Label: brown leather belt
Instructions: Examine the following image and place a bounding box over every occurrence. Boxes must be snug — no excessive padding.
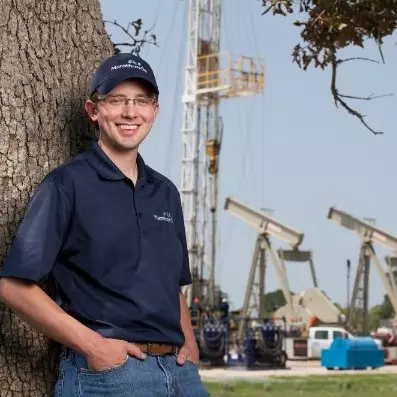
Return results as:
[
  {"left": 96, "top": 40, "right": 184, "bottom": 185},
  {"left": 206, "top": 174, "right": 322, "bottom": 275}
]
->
[{"left": 134, "top": 343, "right": 179, "bottom": 356}]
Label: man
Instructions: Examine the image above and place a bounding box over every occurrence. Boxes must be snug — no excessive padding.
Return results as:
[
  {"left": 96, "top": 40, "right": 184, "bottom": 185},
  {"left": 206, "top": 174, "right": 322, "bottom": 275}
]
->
[{"left": 0, "top": 53, "right": 209, "bottom": 397}]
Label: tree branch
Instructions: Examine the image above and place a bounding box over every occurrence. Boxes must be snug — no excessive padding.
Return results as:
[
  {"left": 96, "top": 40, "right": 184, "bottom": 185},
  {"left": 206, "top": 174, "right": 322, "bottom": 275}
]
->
[
  {"left": 330, "top": 58, "right": 383, "bottom": 135},
  {"left": 112, "top": 40, "right": 158, "bottom": 48},
  {"left": 104, "top": 20, "right": 137, "bottom": 44},
  {"left": 337, "top": 57, "right": 379, "bottom": 64},
  {"left": 104, "top": 19, "right": 159, "bottom": 54},
  {"left": 377, "top": 40, "right": 386, "bottom": 64},
  {"left": 338, "top": 93, "right": 393, "bottom": 101},
  {"left": 260, "top": 0, "right": 397, "bottom": 135},
  {"left": 261, "top": 0, "right": 278, "bottom": 15}
]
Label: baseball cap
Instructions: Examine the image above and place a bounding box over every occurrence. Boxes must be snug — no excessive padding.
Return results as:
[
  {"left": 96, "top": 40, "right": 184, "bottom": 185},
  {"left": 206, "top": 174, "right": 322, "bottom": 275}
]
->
[{"left": 88, "top": 53, "right": 159, "bottom": 97}]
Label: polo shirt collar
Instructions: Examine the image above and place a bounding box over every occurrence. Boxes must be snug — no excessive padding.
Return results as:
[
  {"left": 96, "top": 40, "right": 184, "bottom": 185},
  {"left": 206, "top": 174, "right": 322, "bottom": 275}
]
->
[{"left": 85, "top": 139, "right": 151, "bottom": 182}]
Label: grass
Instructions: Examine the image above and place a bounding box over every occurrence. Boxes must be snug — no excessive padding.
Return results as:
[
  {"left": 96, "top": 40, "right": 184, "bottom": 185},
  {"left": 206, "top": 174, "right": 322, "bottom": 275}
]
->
[{"left": 204, "top": 375, "right": 397, "bottom": 396}]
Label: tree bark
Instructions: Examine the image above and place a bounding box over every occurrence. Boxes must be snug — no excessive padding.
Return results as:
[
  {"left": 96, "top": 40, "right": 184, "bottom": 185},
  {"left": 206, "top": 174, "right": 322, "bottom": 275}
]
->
[{"left": 0, "top": 1, "right": 113, "bottom": 395}]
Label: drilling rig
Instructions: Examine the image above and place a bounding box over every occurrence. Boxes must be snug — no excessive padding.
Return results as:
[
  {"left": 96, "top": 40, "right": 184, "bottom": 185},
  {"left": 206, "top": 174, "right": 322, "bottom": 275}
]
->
[
  {"left": 180, "top": 0, "right": 264, "bottom": 308},
  {"left": 180, "top": 0, "right": 264, "bottom": 366}
]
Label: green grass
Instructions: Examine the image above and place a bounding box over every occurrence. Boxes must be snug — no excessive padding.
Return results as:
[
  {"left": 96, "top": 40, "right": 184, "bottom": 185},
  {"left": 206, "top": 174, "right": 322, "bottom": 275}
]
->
[{"left": 204, "top": 375, "right": 397, "bottom": 397}]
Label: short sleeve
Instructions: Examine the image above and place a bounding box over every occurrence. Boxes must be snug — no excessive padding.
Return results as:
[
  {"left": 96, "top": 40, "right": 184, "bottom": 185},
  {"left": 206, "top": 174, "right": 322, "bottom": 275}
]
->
[
  {"left": 1, "top": 175, "right": 72, "bottom": 282},
  {"left": 174, "top": 189, "right": 192, "bottom": 287}
]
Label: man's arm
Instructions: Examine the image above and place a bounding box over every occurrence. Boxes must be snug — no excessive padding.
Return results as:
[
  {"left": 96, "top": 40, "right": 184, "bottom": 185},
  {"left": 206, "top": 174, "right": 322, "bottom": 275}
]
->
[
  {"left": 0, "top": 177, "right": 145, "bottom": 369},
  {"left": 0, "top": 278, "right": 145, "bottom": 369},
  {"left": 177, "top": 291, "right": 200, "bottom": 365}
]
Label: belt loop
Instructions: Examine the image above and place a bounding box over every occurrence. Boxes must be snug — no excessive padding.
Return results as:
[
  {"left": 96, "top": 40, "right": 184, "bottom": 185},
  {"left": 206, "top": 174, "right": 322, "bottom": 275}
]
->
[{"left": 147, "top": 343, "right": 152, "bottom": 355}]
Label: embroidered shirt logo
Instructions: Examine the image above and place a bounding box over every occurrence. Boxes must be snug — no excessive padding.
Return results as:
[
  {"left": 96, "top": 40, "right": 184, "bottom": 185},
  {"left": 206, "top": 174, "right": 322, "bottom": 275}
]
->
[{"left": 153, "top": 211, "right": 174, "bottom": 223}]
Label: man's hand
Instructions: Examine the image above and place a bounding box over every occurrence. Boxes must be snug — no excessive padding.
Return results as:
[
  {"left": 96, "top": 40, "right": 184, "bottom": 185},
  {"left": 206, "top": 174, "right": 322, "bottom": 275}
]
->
[
  {"left": 176, "top": 343, "right": 200, "bottom": 366},
  {"left": 86, "top": 338, "right": 146, "bottom": 371}
]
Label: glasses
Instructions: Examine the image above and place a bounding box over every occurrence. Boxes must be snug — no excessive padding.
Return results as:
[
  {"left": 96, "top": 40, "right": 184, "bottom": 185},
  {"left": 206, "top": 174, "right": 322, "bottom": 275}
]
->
[{"left": 96, "top": 95, "right": 157, "bottom": 109}]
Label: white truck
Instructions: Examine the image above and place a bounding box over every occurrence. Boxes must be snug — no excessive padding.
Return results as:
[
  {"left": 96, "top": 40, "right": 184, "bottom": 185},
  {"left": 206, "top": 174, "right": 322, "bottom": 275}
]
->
[
  {"left": 285, "top": 326, "right": 349, "bottom": 360},
  {"left": 286, "top": 326, "right": 382, "bottom": 360},
  {"left": 274, "top": 288, "right": 382, "bottom": 359}
]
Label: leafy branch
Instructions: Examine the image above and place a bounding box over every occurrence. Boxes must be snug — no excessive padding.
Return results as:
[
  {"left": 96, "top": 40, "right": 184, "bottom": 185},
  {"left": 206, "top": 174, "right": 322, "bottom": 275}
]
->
[{"left": 261, "top": 0, "right": 397, "bottom": 134}]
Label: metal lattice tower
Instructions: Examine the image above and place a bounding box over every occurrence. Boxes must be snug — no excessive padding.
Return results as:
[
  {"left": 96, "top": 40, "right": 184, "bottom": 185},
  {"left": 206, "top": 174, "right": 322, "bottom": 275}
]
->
[
  {"left": 181, "top": 0, "right": 265, "bottom": 306},
  {"left": 237, "top": 235, "right": 267, "bottom": 341},
  {"left": 347, "top": 243, "right": 371, "bottom": 335}
]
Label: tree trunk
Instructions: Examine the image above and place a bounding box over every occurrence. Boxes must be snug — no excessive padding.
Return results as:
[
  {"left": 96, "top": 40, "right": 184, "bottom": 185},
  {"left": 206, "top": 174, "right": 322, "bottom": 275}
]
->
[{"left": 0, "top": 1, "right": 113, "bottom": 395}]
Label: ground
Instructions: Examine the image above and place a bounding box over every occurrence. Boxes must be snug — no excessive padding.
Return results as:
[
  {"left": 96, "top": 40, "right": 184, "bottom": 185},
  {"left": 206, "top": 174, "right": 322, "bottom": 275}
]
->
[
  {"left": 200, "top": 360, "right": 397, "bottom": 396},
  {"left": 204, "top": 375, "right": 397, "bottom": 396},
  {"left": 200, "top": 359, "right": 396, "bottom": 381}
]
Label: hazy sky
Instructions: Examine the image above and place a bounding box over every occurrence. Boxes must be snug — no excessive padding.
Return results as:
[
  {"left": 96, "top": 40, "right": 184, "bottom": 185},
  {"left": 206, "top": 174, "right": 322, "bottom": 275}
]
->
[{"left": 100, "top": 0, "right": 397, "bottom": 310}]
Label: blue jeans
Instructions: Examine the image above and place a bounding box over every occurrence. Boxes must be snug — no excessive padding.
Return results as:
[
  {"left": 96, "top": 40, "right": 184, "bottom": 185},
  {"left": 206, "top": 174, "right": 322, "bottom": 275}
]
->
[{"left": 54, "top": 350, "right": 210, "bottom": 397}]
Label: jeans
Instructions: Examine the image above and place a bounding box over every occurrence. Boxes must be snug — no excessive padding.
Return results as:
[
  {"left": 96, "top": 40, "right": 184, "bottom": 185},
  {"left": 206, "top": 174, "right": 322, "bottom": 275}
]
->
[{"left": 54, "top": 350, "right": 210, "bottom": 397}]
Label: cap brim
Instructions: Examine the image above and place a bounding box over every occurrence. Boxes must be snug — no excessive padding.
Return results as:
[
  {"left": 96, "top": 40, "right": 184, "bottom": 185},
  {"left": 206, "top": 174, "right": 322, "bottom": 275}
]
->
[{"left": 93, "top": 70, "right": 159, "bottom": 96}]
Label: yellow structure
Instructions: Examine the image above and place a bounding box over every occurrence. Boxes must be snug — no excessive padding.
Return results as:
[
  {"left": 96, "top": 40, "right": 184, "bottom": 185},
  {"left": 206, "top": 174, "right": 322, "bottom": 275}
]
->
[{"left": 197, "top": 52, "right": 265, "bottom": 98}]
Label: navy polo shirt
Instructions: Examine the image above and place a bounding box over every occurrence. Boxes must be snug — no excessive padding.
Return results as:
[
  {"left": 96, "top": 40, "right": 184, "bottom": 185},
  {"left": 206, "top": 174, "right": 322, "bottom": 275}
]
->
[{"left": 1, "top": 140, "right": 192, "bottom": 346}]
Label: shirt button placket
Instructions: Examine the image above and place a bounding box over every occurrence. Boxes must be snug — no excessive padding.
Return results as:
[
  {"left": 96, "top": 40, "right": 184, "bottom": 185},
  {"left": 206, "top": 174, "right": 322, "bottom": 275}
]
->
[
  {"left": 138, "top": 211, "right": 144, "bottom": 230},
  {"left": 134, "top": 190, "right": 147, "bottom": 233}
]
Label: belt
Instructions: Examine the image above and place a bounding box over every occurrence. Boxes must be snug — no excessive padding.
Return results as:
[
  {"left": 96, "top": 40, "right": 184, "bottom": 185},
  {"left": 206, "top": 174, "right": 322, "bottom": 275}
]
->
[{"left": 134, "top": 343, "right": 179, "bottom": 356}]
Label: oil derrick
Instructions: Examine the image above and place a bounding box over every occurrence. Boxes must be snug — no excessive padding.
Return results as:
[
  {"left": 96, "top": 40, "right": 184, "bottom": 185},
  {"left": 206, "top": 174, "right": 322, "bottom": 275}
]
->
[
  {"left": 180, "top": 0, "right": 265, "bottom": 307},
  {"left": 328, "top": 207, "right": 397, "bottom": 334}
]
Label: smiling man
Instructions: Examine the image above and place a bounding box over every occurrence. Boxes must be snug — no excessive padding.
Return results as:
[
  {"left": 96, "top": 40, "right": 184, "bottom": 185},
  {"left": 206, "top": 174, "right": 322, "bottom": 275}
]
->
[{"left": 0, "top": 53, "right": 209, "bottom": 397}]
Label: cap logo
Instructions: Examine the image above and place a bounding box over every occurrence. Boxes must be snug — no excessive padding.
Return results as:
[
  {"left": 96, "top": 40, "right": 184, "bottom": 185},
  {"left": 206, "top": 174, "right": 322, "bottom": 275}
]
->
[
  {"left": 110, "top": 62, "right": 147, "bottom": 74},
  {"left": 128, "top": 59, "right": 142, "bottom": 67}
]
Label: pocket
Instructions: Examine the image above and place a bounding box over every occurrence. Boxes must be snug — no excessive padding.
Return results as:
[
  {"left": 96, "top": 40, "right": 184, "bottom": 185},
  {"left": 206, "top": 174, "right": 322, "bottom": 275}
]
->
[
  {"left": 177, "top": 360, "right": 210, "bottom": 397},
  {"left": 79, "top": 355, "right": 130, "bottom": 375},
  {"left": 185, "top": 359, "right": 199, "bottom": 369},
  {"left": 77, "top": 356, "right": 133, "bottom": 397}
]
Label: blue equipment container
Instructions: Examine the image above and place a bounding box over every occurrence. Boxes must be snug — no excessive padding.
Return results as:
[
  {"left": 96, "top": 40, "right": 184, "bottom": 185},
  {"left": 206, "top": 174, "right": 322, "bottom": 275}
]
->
[{"left": 321, "top": 337, "right": 384, "bottom": 370}]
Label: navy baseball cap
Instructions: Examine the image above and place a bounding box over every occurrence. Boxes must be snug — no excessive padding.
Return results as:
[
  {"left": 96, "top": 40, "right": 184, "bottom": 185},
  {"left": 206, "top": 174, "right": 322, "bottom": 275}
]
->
[{"left": 88, "top": 53, "right": 159, "bottom": 97}]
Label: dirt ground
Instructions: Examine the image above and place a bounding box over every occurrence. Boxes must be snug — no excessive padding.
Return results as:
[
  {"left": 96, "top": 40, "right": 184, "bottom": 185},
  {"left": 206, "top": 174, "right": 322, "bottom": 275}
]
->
[{"left": 200, "top": 360, "right": 397, "bottom": 382}]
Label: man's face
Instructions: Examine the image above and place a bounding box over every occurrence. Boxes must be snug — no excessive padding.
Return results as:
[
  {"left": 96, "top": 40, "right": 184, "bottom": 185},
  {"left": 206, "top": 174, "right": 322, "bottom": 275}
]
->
[{"left": 85, "top": 80, "right": 159, "bottom": 152}]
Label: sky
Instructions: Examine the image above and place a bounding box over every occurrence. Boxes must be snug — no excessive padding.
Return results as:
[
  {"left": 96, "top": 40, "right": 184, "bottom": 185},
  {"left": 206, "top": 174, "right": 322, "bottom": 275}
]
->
[{"left": 100, "top": 0, "right": 397, "bottom": 311}]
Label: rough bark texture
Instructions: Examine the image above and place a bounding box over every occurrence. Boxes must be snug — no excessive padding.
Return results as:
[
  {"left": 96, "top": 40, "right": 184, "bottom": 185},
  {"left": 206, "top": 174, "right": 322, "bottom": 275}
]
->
[{"left": 0, "top": 1, "right": 114, "bottom": 395}]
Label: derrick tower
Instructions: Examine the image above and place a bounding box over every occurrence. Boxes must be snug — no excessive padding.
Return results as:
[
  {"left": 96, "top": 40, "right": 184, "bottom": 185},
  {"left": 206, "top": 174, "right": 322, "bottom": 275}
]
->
[{"left": 180, "top": 0, "right": 264, "bottom": 305}]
